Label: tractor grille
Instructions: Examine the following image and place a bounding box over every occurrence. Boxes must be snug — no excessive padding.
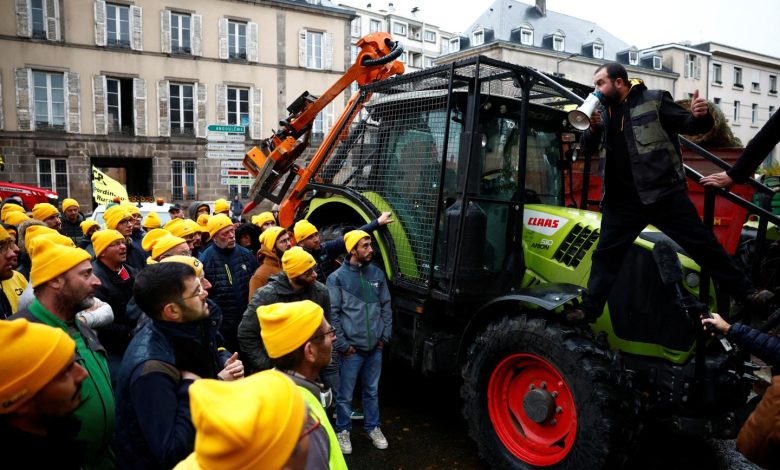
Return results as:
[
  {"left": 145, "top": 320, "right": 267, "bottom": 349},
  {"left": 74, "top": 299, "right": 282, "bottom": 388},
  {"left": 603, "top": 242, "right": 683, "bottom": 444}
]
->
[{"left": 554, "top": 224, "right": 599, "bottom": 268}]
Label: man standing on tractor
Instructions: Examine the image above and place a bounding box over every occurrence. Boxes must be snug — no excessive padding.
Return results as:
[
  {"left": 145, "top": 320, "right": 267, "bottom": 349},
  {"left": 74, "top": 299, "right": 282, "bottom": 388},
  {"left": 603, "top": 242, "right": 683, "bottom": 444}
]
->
[{"left": 569, "top": 63, "right": 773, "bottom": 323}]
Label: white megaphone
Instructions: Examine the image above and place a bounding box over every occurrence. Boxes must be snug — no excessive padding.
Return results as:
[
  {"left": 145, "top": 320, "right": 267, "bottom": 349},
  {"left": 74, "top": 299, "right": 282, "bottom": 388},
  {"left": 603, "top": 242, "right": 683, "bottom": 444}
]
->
[{"left": 568, "top": 91, "right": 604, "bottom": 130}]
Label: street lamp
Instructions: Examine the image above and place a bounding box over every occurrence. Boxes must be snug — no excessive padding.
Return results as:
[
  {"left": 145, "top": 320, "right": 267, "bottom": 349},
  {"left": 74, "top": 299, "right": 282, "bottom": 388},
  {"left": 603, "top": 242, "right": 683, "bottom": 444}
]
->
[{"left": 556, "top": 52, "right": 580, "bottom": 76}]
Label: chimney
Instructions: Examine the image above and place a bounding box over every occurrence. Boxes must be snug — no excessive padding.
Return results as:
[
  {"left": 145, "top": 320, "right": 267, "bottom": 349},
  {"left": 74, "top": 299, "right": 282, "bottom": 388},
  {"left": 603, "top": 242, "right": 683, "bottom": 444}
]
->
[
  {"left": 388, "top": 2, "right": 395, "bottom": 12},
  {"left": 535, "top": 0, "right": 546, "bottom": 16}
]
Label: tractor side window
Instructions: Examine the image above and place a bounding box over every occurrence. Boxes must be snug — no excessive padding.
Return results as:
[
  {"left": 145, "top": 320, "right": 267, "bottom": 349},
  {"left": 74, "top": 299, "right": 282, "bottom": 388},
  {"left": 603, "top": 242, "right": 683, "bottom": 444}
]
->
[
  {"left": 478, "top": 118, "right": 520, "bottom": 200},
  {"left": 525, "top": 129, "right": 563, "bottom": 206}
]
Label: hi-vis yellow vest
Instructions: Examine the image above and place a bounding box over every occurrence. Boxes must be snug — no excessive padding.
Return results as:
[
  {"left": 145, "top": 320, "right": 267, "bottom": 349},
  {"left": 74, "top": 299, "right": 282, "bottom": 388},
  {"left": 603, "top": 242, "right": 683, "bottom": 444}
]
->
[{"left": 300, "top": 387, "right": 348, "bottom": 470}]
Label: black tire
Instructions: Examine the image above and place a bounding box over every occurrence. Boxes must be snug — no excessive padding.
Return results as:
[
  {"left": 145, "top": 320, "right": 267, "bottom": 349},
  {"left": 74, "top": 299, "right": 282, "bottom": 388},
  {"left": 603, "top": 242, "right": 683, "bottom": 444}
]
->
[{"left": 461, "top": 315, "right": 635, "bottom": 469}]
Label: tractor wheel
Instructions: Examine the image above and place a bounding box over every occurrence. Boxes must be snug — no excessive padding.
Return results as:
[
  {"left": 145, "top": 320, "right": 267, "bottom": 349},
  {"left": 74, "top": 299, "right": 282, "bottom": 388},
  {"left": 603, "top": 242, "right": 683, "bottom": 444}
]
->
[{"left": 461, "top": 315, "right": 635, "bottom": 469}]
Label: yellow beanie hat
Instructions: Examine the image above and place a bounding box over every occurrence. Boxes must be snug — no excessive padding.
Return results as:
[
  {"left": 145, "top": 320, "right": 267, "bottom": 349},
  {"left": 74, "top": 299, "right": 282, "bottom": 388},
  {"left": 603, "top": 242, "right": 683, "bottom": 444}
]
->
[
  {"left": 197, "top": 214, "right": 210, "bottom": 228},
  {"left": 61, "top": 198, "right": 79, "bottom": 212},
  {"left": 161, "top": 255, "right": 204, "bottom": 277},
  {"left": 32, "top": 203, "right": 59, "bottom": 221},
  {"left": 0, "top": 320, "right": 76, "bottom": 414},
  {"left": 121, "top": 203, "right": 141, "bottom": 216},
  {"left": 103, "top": 206, "right": 132, "bottom": 230},
  {"left": 282, "top": 246, "right": 316, "bottom": 279},
  {"left": 293, "top": 219, "right": 318, "bottom": 242},
  {"left": 92, "top": 229, "right": 125, "bottom": 258},
  {"left": 143, "top": 211, "right": 161, "bottom": 229},
  {"left": 214, "top": 198, "right": 230, "bottom": 215},
  {"left": 177, "top": 370, "right": 305, "bottom": 470},
  {"left": 0, "top": 226, "right": 10, "bottom": 243},
  {"left": 166, "top": 218, "right": 196, "bottom": 238},
  {"left": 344, "top": 229, "right": 370, "bottom": 253},
  {"left": 184, "top": 219, "right": 202, "bottom": 235},
  {"left": 259, "top": 226, "right": 285, "bottom": 253},
  {"left": 207, "top": 214, "right": 233, "bottom": 238},
  {"left": 25, "top": 225, "right": 74, "bottom": 247},
  {"left": 258, "top": 300, "right": 324, "bottom": 358},
  {"left": 80, "top": 220, "right": 100, "bottom": 237},
  {"left": 1, "top": 203, "right": 25, "bottom": 222},
  {"left": 29, "top": 238, "right": 91, "bottom": 288},
  {"left": 252, "top": 212, "right": 276, "bottom": 228},
  {"left": 4, "top": 211, "right": 30, "bottom": 226},
  {"left": 142, "top": 229, "right": 187, "bottom": 260}
]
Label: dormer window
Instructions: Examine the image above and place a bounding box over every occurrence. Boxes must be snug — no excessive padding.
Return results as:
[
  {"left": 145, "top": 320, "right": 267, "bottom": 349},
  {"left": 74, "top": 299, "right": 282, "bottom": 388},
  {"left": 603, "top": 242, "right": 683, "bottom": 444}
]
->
[
  {"left": 520, "top": 25, "right": 533, "bottom": 45},
  {"left": 472, "top": 29, "right": 484, "bottom": 46},
  {"left": 449, "top": 37, "right": 460, "bottom": 52},
  {"left": 653, "top": 56, "right": 662, "bottom": 70},
  {"left": 592, "top": 40, "right": 604, "bottom": 59},
  {"left": 628, "top": 50, "right": 638, "bottom": 65},
  {"left": 552, "top": 32, "right": 565, "bottom": 52}
]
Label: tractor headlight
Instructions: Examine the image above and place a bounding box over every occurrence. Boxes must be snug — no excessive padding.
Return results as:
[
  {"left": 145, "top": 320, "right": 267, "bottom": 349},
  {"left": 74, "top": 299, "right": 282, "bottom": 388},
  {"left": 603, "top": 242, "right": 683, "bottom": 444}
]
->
[{"left": 685, "top": 272, "right": 700, "bottom": 289}]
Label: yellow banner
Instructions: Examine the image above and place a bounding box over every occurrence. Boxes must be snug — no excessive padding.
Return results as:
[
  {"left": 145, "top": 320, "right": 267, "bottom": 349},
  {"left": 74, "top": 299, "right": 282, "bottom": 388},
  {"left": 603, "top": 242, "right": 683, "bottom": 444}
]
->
[{"left": 92, "top": 166, "right": 129, "bottom": 205}]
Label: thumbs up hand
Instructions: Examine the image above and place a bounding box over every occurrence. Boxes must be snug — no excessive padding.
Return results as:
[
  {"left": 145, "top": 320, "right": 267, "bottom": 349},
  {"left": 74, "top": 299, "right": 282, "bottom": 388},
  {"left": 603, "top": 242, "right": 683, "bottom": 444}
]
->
[{"left": 690, "top": 89, "right": 708, "bottom": 118}]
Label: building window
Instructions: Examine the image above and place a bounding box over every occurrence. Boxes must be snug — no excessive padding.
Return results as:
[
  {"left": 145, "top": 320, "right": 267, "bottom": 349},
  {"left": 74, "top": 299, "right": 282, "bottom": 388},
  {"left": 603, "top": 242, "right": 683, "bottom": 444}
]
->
[
  {"left": 33, "top": 71, "right": 65, "bottom": 130},
  {"left": 169, "top": 83, "right": 194, "bottom": 136},
  {"left": 38, "top": 158, "right": 68, "bottom": 197},
  {"left": 228, "top": 20, "right": 247, "bottom": 59},
  {"left": 593, "top": 43, "right": 603, "bottom": 59},
  {"left": 440, "top": 37, "right": 449, "bottom": 54},
  {"left": 369, "top": 19, "right": 381, "bottom": 33},
  {"left": 520, "top": 27, "right": 533, "bottom": 46},
  {"left": 227, "top": 87, "right": 249, "bottom": 126},
  {"left": 628, "top": 50, "right": 638, "bottom": 65},
  {"left": 312, "top": 103, "right": 334, "bottom": 139},
  {"left": 392, "top": 22, "right": 406, "bottom": 36},
  {"left": 713, "top": 97, "right": 721, "bottom": 108},
  {"left": 409, "top": 52, "right": 423, "bottom": 68},
  {"left": 171, "top": 12, "right": 191, "bottom": 54},
  {"left": 734, "top": 67, "right": 743, "bottom": 88},
  {"left": 306, "top": 31, "right": 323, "bottom": 69},
  {"left": 424, "top": 30, "right": 436, "bottom": 43},
  {"left": 752, "top": 103, "right": 759, "bottom": 124},
  {"left": 351, "top": 45, "right": 359, "bottom": 63},
  {"left": 449, "top": 37, "right": 460, "bottom": 53},
  {"left": 409, "top": 25, "right": 422, "bottom": 41},
  {"left": 106, "top": 78, "right": 133, "bottom": 134},
  {"left": 171, "top": 160, "right": 197, "bottom": 200},
  {"left": 106, "top": 3, "right": 130, "bottom": 48},
  {"left": 31, "top": 0, "right": 46, "bottom": 39},
  {"left": 351, "top": 18, "right": 361, "bottom": 38},
  {"left": 751, "top": 70, "right": 761, "bottom": 92},
  {"left": 424, "top": 56, "right": 434, "bottom": 68},
  {"left": 472, "top": 29, "right": 484, "bottom": 46},
  {"left": 684, "top": 53, "right": 700, "bottom": 79},
  {"left": 712, "top": 63, "right": 722, "bottom": 84},
  {"left": 652, "top": 56, "right": 662, "bottom": 70},
  {"left": 770, "top": 75, "right": 778, "bottom": 94},
  {"left": 228, "top": 183, "right": 249, "bottom": 200},
  {"left": 733, "top": 100, "right": 740, "bottom": 121},
  {"left": 552, "top": 34, "right": 564, "bottom": 52}
]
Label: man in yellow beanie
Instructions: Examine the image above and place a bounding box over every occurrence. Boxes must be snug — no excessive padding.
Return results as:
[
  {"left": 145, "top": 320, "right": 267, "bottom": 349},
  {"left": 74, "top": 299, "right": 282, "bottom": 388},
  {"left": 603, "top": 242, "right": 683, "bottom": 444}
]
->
[
  {"left": 0, "top": 320, "right": 90, "bottom": 468},
  {"left": 251, "top": 211, "right": 277, "bottom": 233},
  {"left": 11, "top": 238, "right": 115, "bottom": 468},
  {"left": 143, "top": 211, "right": 161, "bottom": 230},
  {"left": 327, "top": 230, "right": 392, "bottom": 454},
  {"left": 60, "top": 198, "right": 85, "bottom": 246},
  {"left": 258, "top": 301, "right": 348, "bottom": 469},
  {"left": 239, "top": 246, "right": 330, "bottom": 374},
  {"left": 116, "top": 262, "right": 243, "bottom": 469},
  {"left": 213, "top": 198, "right": 230, "bottom": 216},
  {"left": 0, "top": 225, "right": 25, "bottom": 319},
  {"left": 32, "top": 202, "right": 62, "bottom": 232},
  {"left": 1, "top": 201, "right": 26, "bottom": 223},
  {"left": 294, "top": 211, "right": 393, "bottom": 282},
  {"left": 249, "top": 226, "right": 292, "bottom": 296},
  {"left": 104, "top": 205, "right": 147, "bottom": 270},
  {"left": 174, "top": 370, "right": 310, "bottom": 470}
]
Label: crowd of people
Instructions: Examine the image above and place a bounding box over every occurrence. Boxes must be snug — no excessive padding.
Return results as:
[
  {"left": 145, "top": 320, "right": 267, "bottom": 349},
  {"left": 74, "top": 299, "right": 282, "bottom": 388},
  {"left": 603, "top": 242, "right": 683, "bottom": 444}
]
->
[{"left": 0, "top": 195, "right": 393, "bottom": 469}]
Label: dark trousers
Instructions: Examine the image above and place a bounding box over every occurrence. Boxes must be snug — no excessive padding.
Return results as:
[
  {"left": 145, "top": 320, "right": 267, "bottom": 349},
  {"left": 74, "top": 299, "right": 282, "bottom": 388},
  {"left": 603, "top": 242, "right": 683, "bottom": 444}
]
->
[{"left": 582, "top": 191, "right": 755, "bottom": 314}]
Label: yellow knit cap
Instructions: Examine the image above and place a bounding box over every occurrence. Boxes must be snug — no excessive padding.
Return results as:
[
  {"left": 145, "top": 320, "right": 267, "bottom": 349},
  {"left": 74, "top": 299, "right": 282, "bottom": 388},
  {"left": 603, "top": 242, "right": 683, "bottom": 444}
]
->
[
  {"left": 166, "top": 218, "right": 196, "bottom": 238},
  {"left": 103, "top": 205, "right": 132, "bottom": 230},
  {"left": 175, "top": 370, "right": 306, "bottom": 470},
  {"left": 32, "top": 203, "right": 59, "bottom": 221},
  {"left": 80, "top": 220, "right": 100, "bottom": 237},
  {"left": 61, "top": 198, "right": 79, "bottom": 212},
  {"left": 0, "top": 226, "right": 10, "bottom": 243},
  {"left": 197, "top": 214, "right": 210, "bottom": 228},
  {"left": 121, "top": 203, "right": 141, "bottom": 216},
  {"left": 92, "top": 229, "right": 125, "bottom": 258},
  {"left": 252, "top": 212, "right": 276, "bottom": 228},
  {"left": 143, "top": 211, "right": 161, "bottom": 229},
  {"left": 142, "top": 229, "right": 187, "bottom": 260},
  {"left": 259, "top": 226, "right": 285, "bottom": 254},
  {"left": 1, "top": 203, "right": 25, "bottom": 222},
  {"left": 161, "top": 255, "right": 204, "bottom": 277},
  {"left": 207, "top": 214, "right": 233, "bottom": 238},
  {"left": 4, "top": 211, "right": 30, "bottom": 226},
  {"left": 29, "top": 238, "right": 91, "bottom": 288},
  {"left": 258, "top": 300, "right": 324, "bottom": 358},
  {"left": 282, "top": 246, "right": 316, "bottom": 279},
  {"left": 184, "top": 219, "right": 202, "bottom": 236},
  {"left": 293, "top": 219, "right": 318, "bottom": 242},
  {"left": 0, "top": 320, "right": 76, "bottom": 414},
  {"left": 25, "top": 225, "right": 74, "bottom": 247},
  {"left": 214, "top": 198, "right": 230, "bottom": 215},
  {"left": 344, "top": 230, "right": 370, "bottom": 253}
]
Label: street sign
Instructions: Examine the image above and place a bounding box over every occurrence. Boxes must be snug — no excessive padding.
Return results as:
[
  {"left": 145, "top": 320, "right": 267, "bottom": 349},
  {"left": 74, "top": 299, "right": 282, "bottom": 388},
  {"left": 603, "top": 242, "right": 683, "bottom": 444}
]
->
[
  {"left": 207, "top": 133, "right": 245, "bottom": 142},
  {"left": 220, "top": 160, "right": 244, "bottom": 168},
  {"left": 220, "top": 169, "right": 251, "bottom": 177},
  {"left": 207, "top": 151, "right": 247, "bottom": 159},
  {"left": 207, "top": 143, "right": 246, "bottom": 152},
  {"left": 221, "top": 177, "right": 255, "bottom": 185},
  {"left": 208, "top": 125, "right": 245, "bottom": 133}
]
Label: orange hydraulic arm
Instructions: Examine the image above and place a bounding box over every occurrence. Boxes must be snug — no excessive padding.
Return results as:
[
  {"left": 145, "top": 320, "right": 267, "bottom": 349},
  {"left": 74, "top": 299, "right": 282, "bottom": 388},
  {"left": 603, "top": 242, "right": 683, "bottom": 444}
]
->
[{"left": 241, "top": 32, "right": 404, "bottom": 226}]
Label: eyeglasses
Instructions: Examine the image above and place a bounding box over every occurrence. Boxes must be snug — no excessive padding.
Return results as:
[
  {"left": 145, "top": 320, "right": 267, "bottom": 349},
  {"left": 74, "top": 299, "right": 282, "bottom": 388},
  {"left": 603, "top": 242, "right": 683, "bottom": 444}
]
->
[
  {"left": 310, "top": 327, "right": 336, "bottom": 341},
  {"left": 300, "top": 411, "right": 321, "bottom": 440},
  {"left": 117, "top": 219, "right": 132, "bottom": 226},
  {"left": 180, "top": 284, "right": 205, "bottom": 300}
]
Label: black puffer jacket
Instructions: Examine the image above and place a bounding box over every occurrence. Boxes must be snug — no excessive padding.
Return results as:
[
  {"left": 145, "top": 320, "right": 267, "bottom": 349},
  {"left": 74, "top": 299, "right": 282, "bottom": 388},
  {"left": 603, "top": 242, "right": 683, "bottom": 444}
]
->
[
  {"left": 92, "top": 260, "right": 139, "bottom": 357},
  {"left": 61, "top": 212, "right": 85, "bottom": 246}
]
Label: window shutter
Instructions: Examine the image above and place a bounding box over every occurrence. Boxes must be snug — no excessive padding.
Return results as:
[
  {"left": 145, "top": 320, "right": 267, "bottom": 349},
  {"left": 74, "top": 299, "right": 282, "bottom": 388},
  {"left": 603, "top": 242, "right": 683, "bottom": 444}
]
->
[
  {"left": 695, "top": 56, "right": 701, "bottom": 80},
  {"left": 324, "top": 32, "right": 334, "bottom": 70},
  {"left": 216, "top": 83, "right": 227, "bottom": 124},
  {"left": 14, "top": 68, "right": 33, "bottom": 131},
  {"left": 94, "top": 0, "right": 106, "bottom": 46},
  {"left": 133, "top": 78, "right": 147, "bottom": 136},
  {"left": 195, "top": 82, "right": 207, "bottom": 138},
  {"left": 684, "top": 55, "right": 690, "bottom": 78},
  {"left": 192, "top": 14, "right": 203, "bottom": 57},
  {"left": 248, "top": 22, "right": 259, "bottom": 63},
  {"left": 45, "top": 0, "right": 60, "bottom": 41},
  {"left": 160, "top": 10, "right": 171, "bottom": 53},
  {"left": 218, "top": 18, "right": 228, "bottom": 59},
  {"left": 250, "top": 87, "right": 263, "bottom": 139},
  {"left": 64, "top": 72, "right": 81, "bottom": 134},
  {"left": 299, "top": 29, "right": 307, "bottom": 67},
  {"left": 130, "top": 5, "right": 143, "bottom": 51},
  {"left": 324, "top": 103, "right": 334, "bottom": 134},
  {"left": 16, "top": 0, "right": 32, "bottom": 38},
  {"left": 92, "top": 74, "right": 107, "bottom": 135},
  {"left": 158, "top": 79, "right": 170, "bottom": 137}
]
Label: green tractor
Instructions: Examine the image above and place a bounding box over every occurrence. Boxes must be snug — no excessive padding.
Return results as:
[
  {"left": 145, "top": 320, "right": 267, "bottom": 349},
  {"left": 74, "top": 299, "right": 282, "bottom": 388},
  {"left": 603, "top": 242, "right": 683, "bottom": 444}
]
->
[{"left": 265, "top": 56, "right": 760, "bottom": 468}]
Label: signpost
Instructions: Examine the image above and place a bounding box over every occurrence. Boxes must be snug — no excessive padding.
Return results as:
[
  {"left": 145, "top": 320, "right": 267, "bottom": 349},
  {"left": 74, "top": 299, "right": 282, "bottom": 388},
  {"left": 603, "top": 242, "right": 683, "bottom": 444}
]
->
[{"left": 206, "top": 124, "right": 247, "bottom": 160}]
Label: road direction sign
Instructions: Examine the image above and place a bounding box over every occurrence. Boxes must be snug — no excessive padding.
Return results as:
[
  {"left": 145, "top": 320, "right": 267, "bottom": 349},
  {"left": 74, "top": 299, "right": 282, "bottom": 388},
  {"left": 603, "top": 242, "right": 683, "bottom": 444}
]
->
[
  {"left": 207, "top": 142, "right": 246, "bottom": 152},
  {"left": 220, "top": 160, "right": 244, "bottom": 168},
  {"left": 207, "top": 151, "right": 246, "bottom": 159},
  {"left": 221, "top": 177, "right": 255, "bottom": 185},
  {"left": 220, "top": 169, "right": 251, "bottom": 177},
  {"left": 207, "top": 133, "right": 245, "bottom": 142},
  {"left": 208, "top": 125, "right": 245, "bottom": 133}
]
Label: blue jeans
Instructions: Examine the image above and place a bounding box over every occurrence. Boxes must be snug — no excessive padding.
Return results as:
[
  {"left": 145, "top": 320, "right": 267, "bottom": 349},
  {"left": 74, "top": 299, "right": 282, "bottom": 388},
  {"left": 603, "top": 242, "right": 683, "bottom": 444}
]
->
[
  {"left": 335, "top": 347, "right": 382, "bottom": 432},
  {"left": 319, "top": 349, "right": 340, "bottom": 401}
]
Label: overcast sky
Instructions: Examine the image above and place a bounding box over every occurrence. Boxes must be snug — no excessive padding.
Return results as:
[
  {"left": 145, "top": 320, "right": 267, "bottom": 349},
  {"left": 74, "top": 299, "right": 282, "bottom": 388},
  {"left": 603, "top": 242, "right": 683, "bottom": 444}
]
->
[{"left": 381, "top": 0, "right": 780, "bottom": 58}]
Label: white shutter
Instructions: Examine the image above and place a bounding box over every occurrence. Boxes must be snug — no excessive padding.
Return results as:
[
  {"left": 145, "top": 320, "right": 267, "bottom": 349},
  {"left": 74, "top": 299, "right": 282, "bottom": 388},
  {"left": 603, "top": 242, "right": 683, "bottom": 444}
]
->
[
  {"left": 16, "top": 0, "right": 32, "bottom": 38},
  {"left": 160, "top": 10, "right": 171, "bottom": 53},
  {"left": 216, "top": 84, "right": 227, "bottom": 124},
  {"left": 14, "top": 68, "right": 33, "bottom": 131},
  {"left": 92, "top": 75, "right": 107, "bottom": 135},
  {"left": 45, "top": 0, "right": 60, "bottom": 41},
  {"left": 324, "top": 103, "right": 334, "bottom": 134},
  {"left": 133, "top": 78, "right": 147, "bottom": 136},
  {"left": 192, "top": 14, "right": 203, "bottom": 57},
  {"left": 130, "top": 5, "right": 143, "bottom": 51},
  {"left": 195, "top": 82, "right": 207, "bottom": 138},
  {"left": 250, "top": 87, "right": 263, "bottom": 139},
  {"left": 695, "top": 56, "right": 701, "bottom": 80},
  {"left": 218, "top": 18, "right": 228, "bottom": 59},
  {"left": 248, "top": 22, "right": 259, "bottom": 63},
  {"left": 94, "top": 0, "right": 106, "bottom": 46},
  {"left": 64, "top": 72, "right": 81, "bottom": 134},
  {"left": 323, "top": 32, "right": 334, "bottom": 70},
  {"left": 158, "top": 79, "right": 170, "bottom": 137},
  {"left": 299, "top": 29, "right": 307, "bottom": 67}
]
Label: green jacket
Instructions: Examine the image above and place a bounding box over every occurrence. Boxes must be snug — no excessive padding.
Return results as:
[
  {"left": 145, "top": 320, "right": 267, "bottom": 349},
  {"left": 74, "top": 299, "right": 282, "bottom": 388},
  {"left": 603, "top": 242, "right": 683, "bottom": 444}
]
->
[{"left": 13, "top": 300, "right": 116, "bottom": 469}]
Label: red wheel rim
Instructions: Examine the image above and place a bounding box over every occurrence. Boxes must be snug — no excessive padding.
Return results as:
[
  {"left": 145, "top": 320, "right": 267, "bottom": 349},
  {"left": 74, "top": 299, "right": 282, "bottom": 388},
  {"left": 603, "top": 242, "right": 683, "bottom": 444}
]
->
[{"left": 487, "top": 353, "right": 577, "bottom": 466}]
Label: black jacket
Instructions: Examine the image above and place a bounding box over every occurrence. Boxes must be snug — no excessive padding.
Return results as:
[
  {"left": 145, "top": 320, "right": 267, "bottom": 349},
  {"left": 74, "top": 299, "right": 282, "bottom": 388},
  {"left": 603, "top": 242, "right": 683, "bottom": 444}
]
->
[
  {"left": 125, "top": 239, "right": 147, "bottom": 271},
  {"left": 92, "top": 259, "right": 139, "bottom": 356},
  {"left": 0, "top": 417, "right": 86, "bottom": 470},
  {"left": 61, "top": 212, "right": 85, "bottom": 246},
  {"left": 302, "top": 218, "right": 381, "bottom": 281},
  {"left": 727, "top": 110, "right": 780, "bottom": 183}
]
